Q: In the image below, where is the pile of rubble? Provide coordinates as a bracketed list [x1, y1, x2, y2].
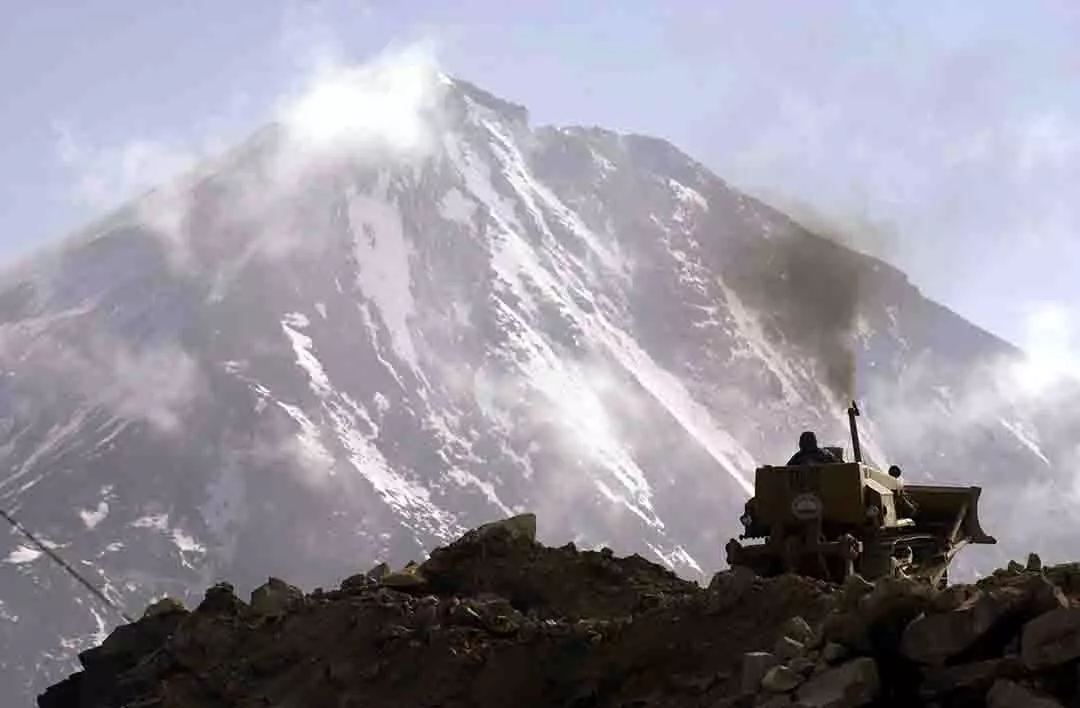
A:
[734, 554, 1080, 707]
[35, 515, 1080, 708]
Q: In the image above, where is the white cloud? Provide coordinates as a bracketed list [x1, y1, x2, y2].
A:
[1007, 301, 1080, 397]
[277, 40, 446, 159]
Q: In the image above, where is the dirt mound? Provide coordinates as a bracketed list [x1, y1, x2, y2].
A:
[35, 516, 1080, 708]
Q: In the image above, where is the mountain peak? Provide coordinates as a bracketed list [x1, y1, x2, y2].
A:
[447, 76, 531, 127]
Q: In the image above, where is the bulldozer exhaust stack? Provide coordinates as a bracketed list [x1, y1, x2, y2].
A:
[848, 400, 862, 463]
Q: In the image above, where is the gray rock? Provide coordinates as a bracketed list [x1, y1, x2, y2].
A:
[901, 594, 996, 666]
[340, 573, 374, 593]
[902, 575, 1066, 665]
[196, 582, 245, 615]
[708, 566, 757, 609]
[986, 679, 1063, 708]
[1027, 553, 1043, 572]
[741, 652, 778, 694]
[366, 562, 391, 580]
[709, 566, 754, 591]
[781, 616, 814, 644]
[381, 569, 427, 589]
[250, 577, 303, 617]
[761, 665, 802, 693]
[796, 657, 880, 708]
[824, 576, 934, 653]
[141, 597, 186, 619]
[1021, 606, 1080, 669]
[773, 636, 805, 662]
[475, 512, 537, 542]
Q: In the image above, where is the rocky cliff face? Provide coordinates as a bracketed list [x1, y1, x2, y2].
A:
[1, 74, 1075, 703]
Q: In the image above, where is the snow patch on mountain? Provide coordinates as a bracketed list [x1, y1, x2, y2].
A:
[668, 179, 709, 211]
[344, 182, 423, 379]
[438, 187, 477, 225]
[78, 502, 109, 530]
[482, 117, 626, 276]
[646, 541, 704, 575]
[171, 529, 204, 554]
[281, 315, 333, 398]
[999, 418, 1051, 466]
[4, 545, 42, 564]
[131, 513, 169, 531]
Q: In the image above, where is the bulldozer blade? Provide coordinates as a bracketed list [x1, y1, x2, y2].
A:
[902, 484, 996, 546]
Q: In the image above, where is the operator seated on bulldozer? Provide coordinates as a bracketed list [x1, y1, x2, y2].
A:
[786, 431, 840, 466]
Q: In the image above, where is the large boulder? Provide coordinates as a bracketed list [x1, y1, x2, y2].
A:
[195, 581, 246, 615]
[901, 574, 1066, 665]
[474, 512, 537, 543]
[381, 568, 428, 589]
[1021, 606, 1080, 669]
[141, 596, 187, 619]
[741, 652, 778, 694]
[795, 657, 880, 708]
[250, 577, 304, 618]
[822, 576, 934, 653]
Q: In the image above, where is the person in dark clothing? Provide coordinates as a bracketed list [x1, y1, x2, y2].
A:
[787, 431, 840, 465]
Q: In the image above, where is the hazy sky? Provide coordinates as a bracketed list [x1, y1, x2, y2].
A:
[2, 1, 1079, 366]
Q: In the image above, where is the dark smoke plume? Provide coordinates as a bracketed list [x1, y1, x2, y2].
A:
[770, 231, 861, 399]
[719, 214, 869, 402]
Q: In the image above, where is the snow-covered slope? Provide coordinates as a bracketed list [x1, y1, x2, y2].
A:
[2, 76, 1077, 703]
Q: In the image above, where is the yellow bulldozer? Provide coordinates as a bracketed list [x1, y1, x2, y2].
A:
[725, 401, 996, 588]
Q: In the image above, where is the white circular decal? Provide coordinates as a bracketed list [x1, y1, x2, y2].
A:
[791, 493, 823, 520]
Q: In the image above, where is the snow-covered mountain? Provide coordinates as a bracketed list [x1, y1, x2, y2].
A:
[3, 74, 1078, 703]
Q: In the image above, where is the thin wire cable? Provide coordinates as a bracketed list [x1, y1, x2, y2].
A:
[0, 506, 135, 623]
